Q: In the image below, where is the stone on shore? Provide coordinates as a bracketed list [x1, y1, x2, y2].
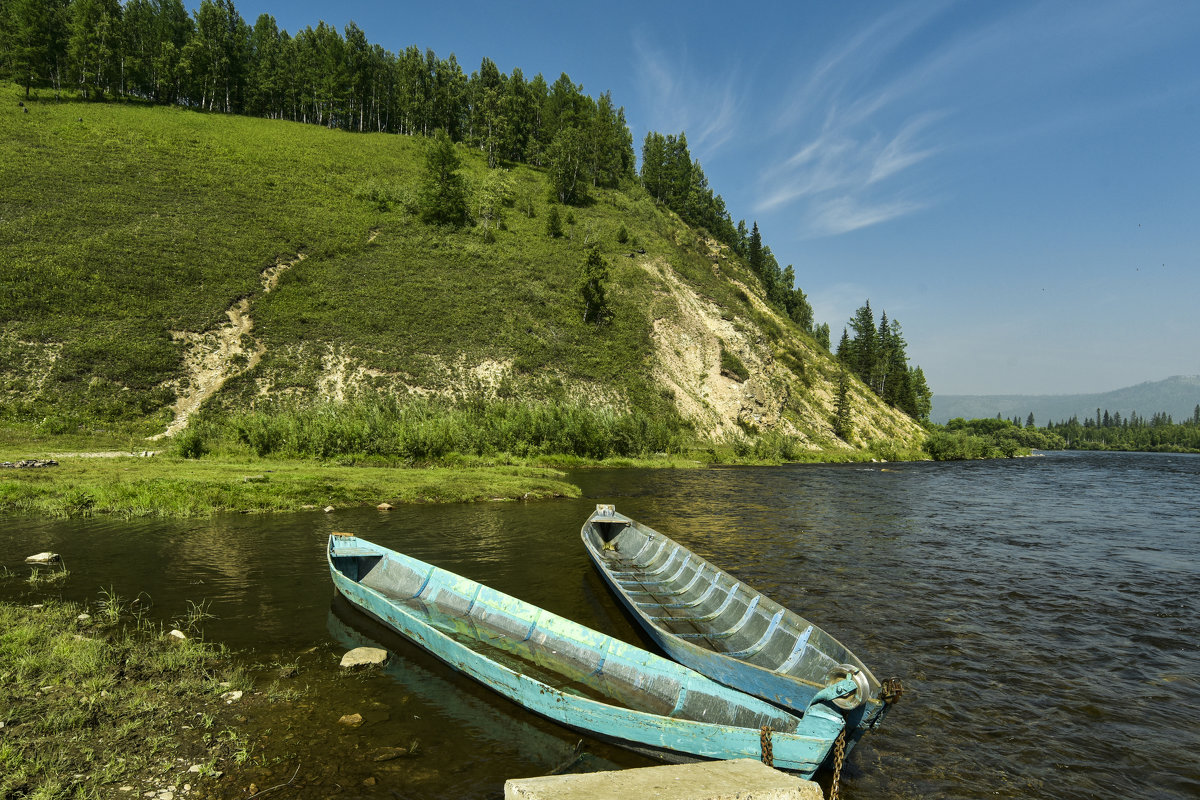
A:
[504, 759, 822, 800]
[340, 647, 388, 669]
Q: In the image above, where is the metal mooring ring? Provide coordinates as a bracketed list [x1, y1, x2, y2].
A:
[824, 664, 871, 710]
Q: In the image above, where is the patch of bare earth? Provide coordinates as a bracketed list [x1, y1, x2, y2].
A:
[260, 253, 306, 294]
[150, 298, 265, 440]
[639, 257, 791, 439]
[149, 253, 307, 439]
[638, 256, 924, 449]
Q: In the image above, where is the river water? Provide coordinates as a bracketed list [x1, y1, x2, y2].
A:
[2, 451, 1197, 799]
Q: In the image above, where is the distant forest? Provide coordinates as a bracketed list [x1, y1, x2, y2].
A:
[960, 406, 1200, 453]
[1, 0, 935, 424]
[1041, 407, 1200, 452]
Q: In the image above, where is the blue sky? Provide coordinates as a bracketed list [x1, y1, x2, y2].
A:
[227, 0, 1200, 396]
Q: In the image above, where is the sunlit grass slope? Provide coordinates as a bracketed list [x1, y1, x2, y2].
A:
[1, 83, 744, 435]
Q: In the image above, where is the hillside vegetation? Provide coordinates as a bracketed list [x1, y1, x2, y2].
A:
[1, 83, 925, 461]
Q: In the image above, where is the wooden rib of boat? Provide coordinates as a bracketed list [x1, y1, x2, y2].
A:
[328, 533, 860, 775]
[581, 505, 900, 748]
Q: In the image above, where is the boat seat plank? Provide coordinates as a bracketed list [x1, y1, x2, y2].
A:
[332, 547, 382, 558]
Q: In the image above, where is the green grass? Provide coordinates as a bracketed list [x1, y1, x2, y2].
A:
[0, 455, 578, 518]
[0, 83, 740, 429]
[0, 593, 254, 798]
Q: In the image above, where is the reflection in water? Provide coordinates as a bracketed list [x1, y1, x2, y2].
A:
[327, 595, 626, 780]
[3, 452, 1198, 799]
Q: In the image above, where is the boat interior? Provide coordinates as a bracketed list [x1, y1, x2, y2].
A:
[583, 520, 868, 691]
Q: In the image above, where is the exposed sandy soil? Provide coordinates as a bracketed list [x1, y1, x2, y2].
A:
[639, 257, 790, 439]
[151, 298, 264, 440]
[150, 252, 309, 440]
[261, 252, 306, 294]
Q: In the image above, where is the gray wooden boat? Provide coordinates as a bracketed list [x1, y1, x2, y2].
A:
[581, 505, 902, 749]
[329, 533, 863, 774]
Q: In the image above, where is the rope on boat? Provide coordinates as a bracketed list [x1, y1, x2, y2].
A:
[759, 725, 773, 767]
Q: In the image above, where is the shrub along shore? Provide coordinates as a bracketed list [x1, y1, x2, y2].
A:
[0, 393, 934, 519]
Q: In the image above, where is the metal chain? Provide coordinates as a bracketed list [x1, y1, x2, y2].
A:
[828, 728, 847, 800]
[881, 677, 904, 705]
[759, 725, 773, 767]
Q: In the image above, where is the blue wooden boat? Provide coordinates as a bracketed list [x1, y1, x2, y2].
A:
[328, 533, 862, 775]
[326, 596, 625, 775]
[581, 505, 902, 749]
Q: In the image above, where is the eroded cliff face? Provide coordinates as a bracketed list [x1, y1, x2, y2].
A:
[636, 256, 924, 451]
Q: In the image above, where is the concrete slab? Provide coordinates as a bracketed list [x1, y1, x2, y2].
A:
[503, 759, 823, 800]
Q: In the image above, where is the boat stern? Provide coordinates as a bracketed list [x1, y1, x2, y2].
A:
[328, 533, 385, 584]
[583, 504, 637, 550]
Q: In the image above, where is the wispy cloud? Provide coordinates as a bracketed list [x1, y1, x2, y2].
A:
[631, 31, 742, 157]
[808, 196, 932, 237]
[755, 4, 954, 235]
[756, 0, 1192, 238]
[757, 112, 942, 219]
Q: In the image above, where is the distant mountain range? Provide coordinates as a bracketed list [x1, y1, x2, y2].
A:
[932, 375, 1200, 425]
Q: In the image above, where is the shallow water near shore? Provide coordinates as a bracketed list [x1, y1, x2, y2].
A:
[3, 451, 1198, 799]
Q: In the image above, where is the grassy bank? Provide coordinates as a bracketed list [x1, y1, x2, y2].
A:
[0, 435, 932, 518]
[0, 594, 255, 798]
[0, 455, 578, 518]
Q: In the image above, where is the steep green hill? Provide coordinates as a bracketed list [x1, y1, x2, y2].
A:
[1, 84, 924, 459]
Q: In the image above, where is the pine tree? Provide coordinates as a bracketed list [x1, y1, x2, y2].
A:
[748, 221, 763, 275]
[640, 132, 666, 201]
[875, 310, 891, 395]
[734, 220, 748, 255]
[880, 315, 910, 406]
[578, 245, 609, 325]
[545, 205, 563, 237]
[848, 300, 876, 387]
[419, 129, 468, 226]
[814, 322, 831, 351]
[833, 368, 853, 440]
[836, 327, 851, 363]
